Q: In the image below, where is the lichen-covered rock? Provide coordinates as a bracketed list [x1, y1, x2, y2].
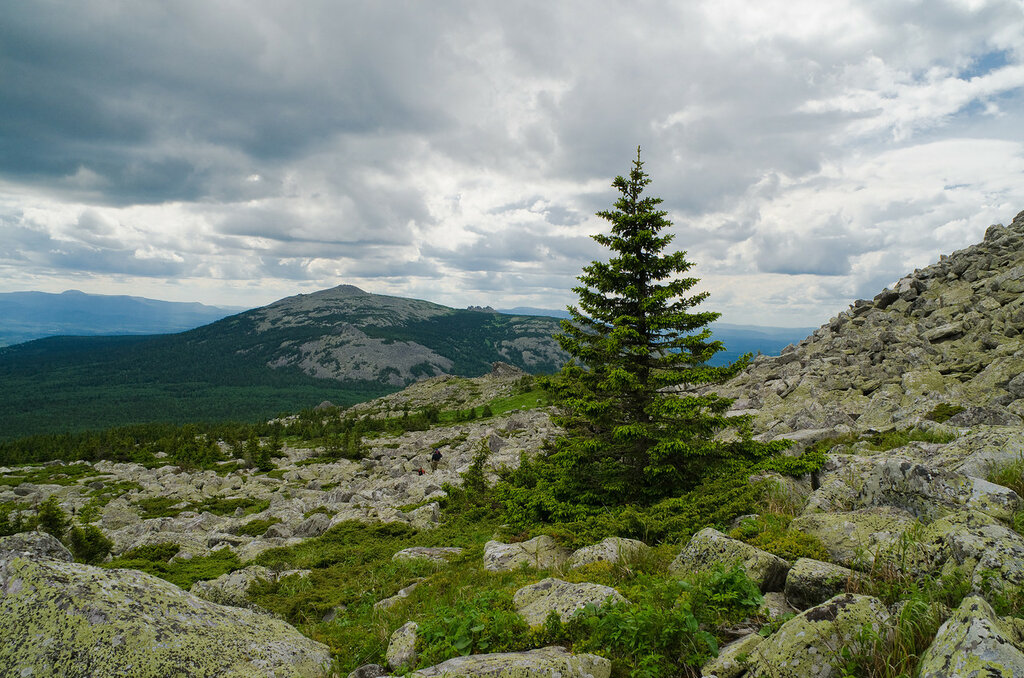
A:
[386, 621, 418, 671]
[763, 591, 796, 619]
[483, 536, 571, 572]
[294, 512, 332, 538]
[0, 552, 330, 677]
[918, 595, 1024, 677]
[923, 510, 1024, 592]
[348, 664, 387, 678]
[189, 564, 279, 613]
[401, 646, 611, 678]
[669, 528, 790, 592]
[784, 558, 858, 610]
[854, 459, 1020, 521]
[0, 531, 73, 563]
[790, 506, 920, 569]
[746, 594, 892, 678]
[392, 546, 464, 563]
[566, 537, 649, 569]
[702, 633, 762, 678]
[512, 578, 627, 626]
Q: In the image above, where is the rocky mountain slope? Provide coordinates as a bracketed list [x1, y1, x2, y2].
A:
[0, 285, 568, 439]
[6, 212, 1024, 676]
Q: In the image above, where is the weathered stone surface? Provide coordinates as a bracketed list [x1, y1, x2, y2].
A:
[784, 558, 858, 610]
[393, 546, 464, 563]
[763, 591, 796, 619]
[294, 512, 332, 538]
[402, 646, 612, 678]
[923, 510, 1024, 592]
[566, 537, 649, 569]
[669, 528, 790, 592]
[512, 578, 626, 626]
[790, 507, 920, 569]
[189, 564, 275, 612]
[702, 633, 762, 678]
[918, 595, 1024, 677]
[386, 621, 419, 671]
[348, 665, 386, 678]
[0, 551, 330, 677]
[746, 594, 893, 678]
[0, 531, 73, 563]
[483, 536, 571, 572]
[854, 458, 1020, 522]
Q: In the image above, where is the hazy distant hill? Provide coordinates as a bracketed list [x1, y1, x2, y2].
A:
[499, 307, 813, 365]
[0, 290, 243, 347]
[0, 285, 567, 439]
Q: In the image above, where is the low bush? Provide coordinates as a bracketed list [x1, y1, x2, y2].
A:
[729, 514, 830, 561]
[236, 517, 282, 537]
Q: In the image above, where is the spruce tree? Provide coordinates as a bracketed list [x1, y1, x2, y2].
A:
[544, 148, 779, 505]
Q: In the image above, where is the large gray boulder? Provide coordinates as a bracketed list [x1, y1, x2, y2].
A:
[385, 621, 419, 671]
[483, 536, 571, 572]
[399, 646, 611, 678]
[790, 506, 921, 569]
[746, 594, 893, 678]
[923, 510, 1024, 592]
[0, 531, 73, 563]
[784, 558, 858, 610]
[0, 546, 331, 677]
[918, 595, 1024, 677]
[669, 528, 789, 592]
[566, 537, 649, 569]
[512, 578, 626, 626]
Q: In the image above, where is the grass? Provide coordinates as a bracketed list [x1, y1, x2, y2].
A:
[0, 462, 100, 487]
[103, 544, 242, 589]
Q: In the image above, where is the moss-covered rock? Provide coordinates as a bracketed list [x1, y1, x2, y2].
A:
[746, 594, 892, 678]
[386, 621, 418, 671]
[918, 595, 1024, 677]
[566, 537, 648, 569]
[483, 536, 571, 572]
[400, 646, 611, 678]
[512, 578, 626, 626]
[0, 552, 330, 677]
[784, 558, 858, 610]
[669, 528, 790, 592]
[923, 510, 1024, 592]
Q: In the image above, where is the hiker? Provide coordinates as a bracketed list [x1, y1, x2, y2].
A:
[430, 447, 443, 472]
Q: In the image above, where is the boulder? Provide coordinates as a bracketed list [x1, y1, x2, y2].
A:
[924, 510, 1024, 592]
[0, 532, 73, 563]
[375, 581, 422, 610]
[392, 547, 464, 564]
[790, 507, 920, 569]
[512, 578, 627, 626]
[746, 594, 892, 678]
[294, 512, 332, 538]
[0, 549, 330, 677]
[189, 564, 275, 612]
[702, 633, 763, 678]
[566, 537, 649, 569]
[784, 558, 858, 610]
[401, 646, 611, 678]
[918, 595, 1024, 677]
[348, 665, 387, 678]
[483, 536, 571, 572]
[385, 621, 419, 671]
[669, 528, 790, 592]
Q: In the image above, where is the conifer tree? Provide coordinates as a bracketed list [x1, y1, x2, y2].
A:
[544, 148, 780, 505]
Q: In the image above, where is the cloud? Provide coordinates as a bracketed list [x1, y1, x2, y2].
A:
[0, 1, 1022, 324]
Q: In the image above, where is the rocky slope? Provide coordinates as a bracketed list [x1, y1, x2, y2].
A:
[717, 209, 1024, 440]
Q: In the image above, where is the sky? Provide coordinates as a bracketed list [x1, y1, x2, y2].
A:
[2, 1, 1023, 327]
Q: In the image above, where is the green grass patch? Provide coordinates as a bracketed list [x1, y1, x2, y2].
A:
[104, 546, 241, 589]
[926, 403, 965, 423]
[0, 462, 100, 487]
[236, 517, 282, 537]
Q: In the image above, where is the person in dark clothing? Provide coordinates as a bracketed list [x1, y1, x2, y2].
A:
[430, 448, 443, 472]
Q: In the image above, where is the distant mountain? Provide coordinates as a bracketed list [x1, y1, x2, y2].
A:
[0, 285, 567, 439]
[498, 307, 814, 365]
[0, 290, 244, 347]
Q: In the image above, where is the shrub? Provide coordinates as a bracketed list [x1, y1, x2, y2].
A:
[729, 514, 830, 561]
[68, 524, 114, 564]
[926, 403, 965, 423]
[36, 495, 70, 540]
[236, 517, 282, 537]
[0, 503, 28, 537]
[414, 590, 532, 668]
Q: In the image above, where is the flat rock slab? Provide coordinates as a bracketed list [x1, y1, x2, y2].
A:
[790, 506, 920, 569]
[392, 547, 464, 563]
[399, 645, 611, 678]
[483, 536, 571, 572]
[669, 528, 790, 592]
[512, 578, 627, 626]
[0, 552, 330, 678]
[918, 595, 1024, 677]
[566, 537, 648, 569]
